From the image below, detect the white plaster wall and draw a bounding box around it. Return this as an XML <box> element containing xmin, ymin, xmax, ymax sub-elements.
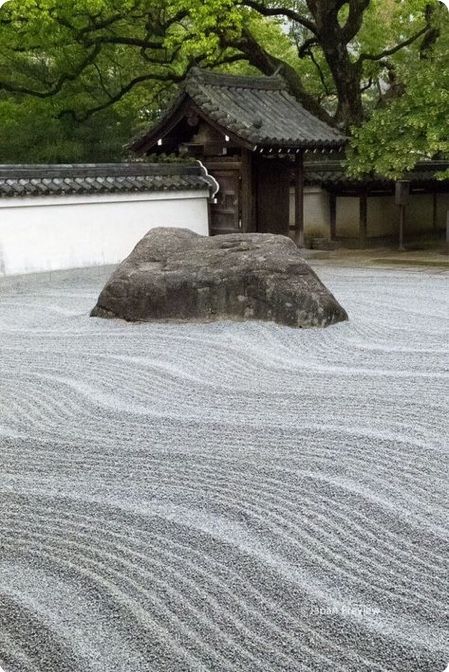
<box><xmin>405</xmin><ymin>193</ymin><xmax>443</xmax><ymax>233</ymax></box>
<box><xmin>335</xmin><ymin>193</ymin><xmax>448</xmax><ymax>239</ymax></box>
<box><xmin>0</xmin><ymin>191</ymin><xmax>210</xmax><ymax>276</ymax></box>
<box><xmin>290</xmin><ymin>186</ymin><xmax>331</xmax><ymax>237</ymax></box>
<box><xmin>292</xmin><ymin>186</ymin><xmax>449</xmax><ymax>240</ymax></box>
<box><xmin>435</xmin><ymin>193</ymin><xmax>449</xmax><ymax>227</ymax></box>
<box><xmin>335</xmin><ymin>196</ymin><xmax>359</xmax><ymax>238</ymax></box>
<box><xmin>367</xmin><ymin>194</ymin><xmax>433</xmax><ymax>237</ymax></box>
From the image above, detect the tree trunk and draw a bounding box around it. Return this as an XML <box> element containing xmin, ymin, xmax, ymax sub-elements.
<box><xmin>228</xmin><ymin>30</ymin><xmax>336</xmax><ymax>126</ymax></box>
<box><xmin>310</xmin><ymin>1</ymin><xmax>366</xmax><ymax>128</ymax></box>
<box><xmin>228</xmin><ymin>28</ymin><xmax>365</xmax><ymax>131</ymax></box>
<box><xmin>323</xmin><ymin>47</ymin><xmax>364</xmax><ymax>126</ymax></box>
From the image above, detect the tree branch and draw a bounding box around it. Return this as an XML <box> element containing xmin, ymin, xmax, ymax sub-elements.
<box><xmin>309</xmin><ymin>48</ymin><xmax>331</xmax><ymax>95</ymax></box>
<box><xmin>0</xmin><ymin>44</ymin><xmax>101</xmax><ymax>98</ymax></box>
<box><xmin>226</xmin><ymin>28</ymin><xmax>335</xmax><ymax>125</ymax></box>
<box><xmin>57</xmin><ymin>71</ymin><xmax>184</xmax><ymax>122</ymax></box>
<box><xmin>358</xmin><ymin>24</ymin><xmax>430</xmax><ymax>62</ymax></box>
<box><xmin>58</xmin><ymin>49</ymin><xmax>244</xmax><ymax>122</ymax></box>
<box><xmin>360</xmin><ymin>76</ymin><xmax>373</xmax><ymax>93</ymax></box>
<box><xmin>341</xmin><ymin>0</ymin><xmax>371</xmax><ymax>43</ymax></box>
<box><xmin>83</xmin><ymin>36</ymin><xmax>164</xmax><ymax>50</ymax></box>
<box><xmin>297</xmin><ymin>36</ymin><xmax>319</xmax><ymax>58</ymax></box>
<box><xmin>239</xmin><ymin>1</ymin><xmax>318</xmax><ymax>36</ymax></box>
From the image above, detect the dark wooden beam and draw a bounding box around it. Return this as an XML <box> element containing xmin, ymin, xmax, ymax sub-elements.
<box><xmin>432</xmin><ymin>191</ymin><xmax>438</xmax><ymax>231</ymax></box>
<box><xmin>329</xmin><ymin>192</ymin><xmax>337</xmax><ymax>241</ymax></box>
<box><xmin>294</xmin><ymin>151</ymin><xmax>304</xmax><ymax>247</ymax></box>
<box><xmin>240</xmin><ymin>149</ymin><xmax>254</xmax><ymax>232</ymax></box>
<box><xmin>399</xmin><ymin>204</ymin><xmax>406</xmax><ymax>250</ymax></box>
<box><xmin>130</xmin><ymin>95</ymin><xmax>191</xmax><ymax>154</ymax></box>
<box><xmin>359</xmin><ymin>191</ymin><xmax>368</xmax><ymax>246</ymax></box>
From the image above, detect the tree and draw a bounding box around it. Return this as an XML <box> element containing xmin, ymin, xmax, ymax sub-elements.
<box><xmin>0</xmin><ymin>0</ymin><xmax>444</xmax><ymax>162</ymax></box>
<box><xmin>0</xmin><ymin>93</ymin><xmax>147</xmax><ymax>163</ymax></box>
<box><xmin>349</xmin><ymin>4</ymin><xmax>449</xmax><ymax>178</ymax></box>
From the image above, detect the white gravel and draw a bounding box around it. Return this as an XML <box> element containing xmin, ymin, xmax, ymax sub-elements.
<box><xmin>0</xmin><ymin>263</ymin><xmax>448</xmax><ymax>672</ymax></box>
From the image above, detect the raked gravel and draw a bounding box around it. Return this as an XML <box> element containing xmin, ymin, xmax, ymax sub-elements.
<box><xmin>0</xmin><ymin>263</ymin><xmax>448</xmax><ymax>672</ymax></box>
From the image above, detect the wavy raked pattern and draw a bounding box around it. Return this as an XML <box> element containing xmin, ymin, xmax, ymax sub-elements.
<box><xmin>0</xmin><ymin>264</ymin><xmax>448</xmax><ymax>672</ymax></box>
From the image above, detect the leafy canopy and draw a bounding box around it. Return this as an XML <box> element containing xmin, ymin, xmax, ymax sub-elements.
<box><xmin>0</xmin><ymin>0</ymin><xmax>446</xmax><ymax>168</ymax></box>
<box><xmin>349</xmin><ymin>4</ymin><xmax>449</xmax><ymax>177</ymax></box>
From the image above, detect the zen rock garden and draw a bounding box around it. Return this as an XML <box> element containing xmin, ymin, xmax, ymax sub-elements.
<box><xmin>91</xmin><ymin>227</ymin><xmax>348</xmax><ymax>328</ymax></box>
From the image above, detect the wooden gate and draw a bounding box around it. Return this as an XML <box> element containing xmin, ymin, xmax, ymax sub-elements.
<box><xmin>208</xmin><ymin>166</ymin><xmax>241</xmax><ymax>236</ymax></box>
<box><xmin>255</xmin><ymin>158</ymin><xmax>290</xmax><ymax>236</ymax></box>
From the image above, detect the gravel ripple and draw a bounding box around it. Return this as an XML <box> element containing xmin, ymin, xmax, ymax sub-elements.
<box><xmin>0</xmin><ymin>264</ymin><xmax>448</xmax><ymax>672</ymax></box>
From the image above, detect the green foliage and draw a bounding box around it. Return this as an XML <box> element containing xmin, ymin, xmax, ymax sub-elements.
<box><xmin>0</xmin><ymin>0</ymin><xmax>447</xmax><ymax>167</ymax></box>
<box><xmin>349</xmin><ymin>5</ymin><xmax>449</xmax><ymax>178</ymax></box>
<box><xmin>0</xmin><ymin>0</ymin><xmax>248</xmax><ymax>161</ymax></box>
<box><xmin>0</xmin><ymin>96</ymin><xmax>138</xmax><ymax>162</ymax></box>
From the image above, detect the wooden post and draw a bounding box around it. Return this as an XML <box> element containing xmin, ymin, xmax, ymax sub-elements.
<box><xmin>359</xmin><ymin>191</ymin><xmax>368</xmax><ymax>246</ymax></box>
<box><xmin>395</xmin><ymin>181</ymin><xmax>410</xmax><ymax>250</ymax></box>
<box><xmin>207</xmin><ymin>200</ymin><xmax>212</xmax><ymax>236</ymax></box>
<box><xmin>241</xmin><ymin>149</ymin><xmax>253</xmax><ymax>233</ymax></box>
<box><xmin>329</xmin><ymin>192</ymin><xmax>337</xmax><ymax>241</ymax></box>
<box><xmin>445</xmin><ymin>211</ymin><xmax>449</xmax><ymax>254</ymax></box>
<box><xmin>294</xmin><ymin>151</ymin><xmax>304</xmax><ymax>247</ymax></box>
<box><xmin>399</xmin><ymin>204</ymin><xmax>405</xmax><ymax>250</ymax></box>
<box><xmin>432</xmin><ymin>191</ymin><xmax>438</xmax><ymax>231</ymax></box>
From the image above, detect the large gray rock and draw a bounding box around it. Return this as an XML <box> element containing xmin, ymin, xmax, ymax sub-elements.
<box><xmin>91</xmin><ymin>228</ymin><xmax>348</xmax><ymax>328</ymax></box>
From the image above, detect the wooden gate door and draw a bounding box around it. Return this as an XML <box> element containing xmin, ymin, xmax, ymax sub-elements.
<box><xmin>209</xmin><ymin>168</ymin><xmax>241</xmax><ymax>236</ymax></box>
<box><xmin>256</xmin><ymin>159</ymin><xmax>290</xmax><ymax>236</ymax></box>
